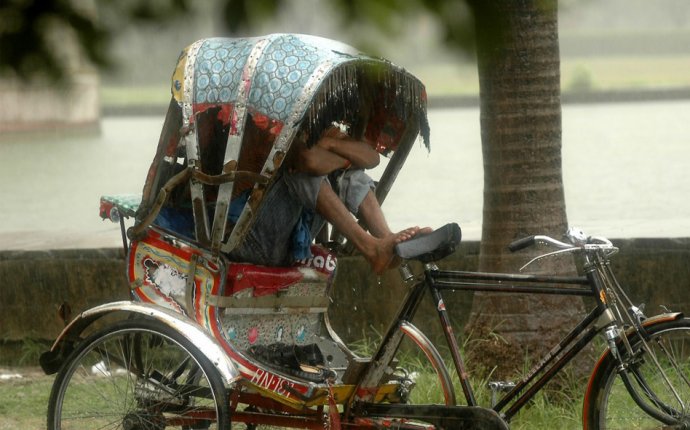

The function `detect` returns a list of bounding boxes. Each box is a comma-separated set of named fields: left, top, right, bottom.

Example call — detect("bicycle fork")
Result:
left=592, top=256, right=690, bottom=424
left=604, top=319, right=689, bottom=425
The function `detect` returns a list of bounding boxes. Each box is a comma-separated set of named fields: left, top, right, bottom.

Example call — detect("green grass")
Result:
left=348, top=330, right=585, bottom=428
left=410, top=55, right=690, bottom=97
left=395, top=350, right=584, bottom=429
left=0, top=339, right=52, bottom=367
left=3, top=333, right=686, bottom=429
left=0, top=359, right=585, bottom=430
left=561, top=55, right=690, bottom=92
left=0, top=372, right=52, bottom=430
left=100, top=83, right=171, bottom=107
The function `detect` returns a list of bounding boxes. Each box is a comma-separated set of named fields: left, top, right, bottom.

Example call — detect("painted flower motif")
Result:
left=296, top=325, right=306, bottom=343
left=248, top=327, right=259, bottom=344
left=253, top=112, right=270, bottom=129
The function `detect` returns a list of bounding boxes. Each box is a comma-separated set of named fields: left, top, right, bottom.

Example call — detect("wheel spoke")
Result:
left=586, top=319, right=690, bottom=429
left=47, top=318, right=229, bottom=429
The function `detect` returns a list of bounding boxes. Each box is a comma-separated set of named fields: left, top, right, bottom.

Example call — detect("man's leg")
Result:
left=315, top=181, right=421, bottom=274
left=337, top=170, right=431, bottom=242
left=356, top=190, right=392, bottom=238
left=356, top=190, right=432, bottom=269
left=328, top=170, right=432, bottom=271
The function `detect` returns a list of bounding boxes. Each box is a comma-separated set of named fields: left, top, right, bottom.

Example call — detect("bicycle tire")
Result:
left=47, top=318, right=230, bottom=429
left=583, top=317, right=690, bottom=429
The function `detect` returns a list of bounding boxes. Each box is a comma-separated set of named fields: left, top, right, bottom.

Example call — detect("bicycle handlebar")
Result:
left=509, top=227, right=617, bottom=251
left=508, top=235, right=575, bottom=252
left=508, top=229, right=617, bottom=271
left=508, top=236, right=537, bottom=252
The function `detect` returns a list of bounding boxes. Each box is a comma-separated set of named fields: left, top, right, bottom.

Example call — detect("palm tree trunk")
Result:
left=466, top=0, right=586, bottom=378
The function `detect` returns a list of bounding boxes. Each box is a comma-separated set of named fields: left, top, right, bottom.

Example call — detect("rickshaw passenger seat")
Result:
left=152, top=191, right=251, bottom=242
left=127, top=226, right=340, bottom=353
left=99, top=194, right=141, bottom=222
left=155, top=207, right=195, bottom=239
left=224, top=261, right=324, bottom=297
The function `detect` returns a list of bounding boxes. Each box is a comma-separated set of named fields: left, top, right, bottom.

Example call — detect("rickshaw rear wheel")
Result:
left=47, top=318, right=230, bottom=429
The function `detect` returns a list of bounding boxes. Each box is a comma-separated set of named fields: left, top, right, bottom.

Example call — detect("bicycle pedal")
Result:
left=488, top=381, right=516, bottom=407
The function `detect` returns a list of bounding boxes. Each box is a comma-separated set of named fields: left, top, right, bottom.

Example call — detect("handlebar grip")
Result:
left=508, top=236, right=536, bottom=252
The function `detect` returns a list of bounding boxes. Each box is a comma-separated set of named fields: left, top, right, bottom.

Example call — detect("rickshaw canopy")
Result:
left=137, top=34, right=430, bottom=256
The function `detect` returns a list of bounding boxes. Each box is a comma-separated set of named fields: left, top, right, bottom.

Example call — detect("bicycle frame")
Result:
left=350, top=253, right=627, bottom=423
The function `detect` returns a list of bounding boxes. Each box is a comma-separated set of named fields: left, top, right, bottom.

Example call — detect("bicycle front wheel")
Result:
left=47, top=318, right=230, bottom=429
left=584, top=317, right=690, bottom=429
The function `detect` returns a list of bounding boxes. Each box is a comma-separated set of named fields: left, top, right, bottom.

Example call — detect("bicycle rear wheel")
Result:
left=47, top=318, right=230, bottom=429
left=584, top=318, right=690, bottom=429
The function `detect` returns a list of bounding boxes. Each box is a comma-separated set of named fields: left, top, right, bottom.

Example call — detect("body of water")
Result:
left=1, top=100, right=689, bottom=250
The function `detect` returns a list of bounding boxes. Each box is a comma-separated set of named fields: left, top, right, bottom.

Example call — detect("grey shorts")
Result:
left=228, top=169, right=374, bottom=266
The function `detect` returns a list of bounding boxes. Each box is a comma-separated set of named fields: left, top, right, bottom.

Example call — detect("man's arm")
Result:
left=318, top=136, right=380, bottom=169
left=292, top=127, right=380, bottom=176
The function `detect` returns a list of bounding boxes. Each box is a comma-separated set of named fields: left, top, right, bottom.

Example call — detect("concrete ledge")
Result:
left=0, top=248, right=129, bottom=341
left=1, top=238, right=688, bottom=346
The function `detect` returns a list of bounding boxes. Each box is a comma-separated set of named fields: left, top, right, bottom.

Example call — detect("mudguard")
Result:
left=400, top=321, right=457, bottom=406
left=41, top=300, right=241, bottom=385
left=582, top=311, right=684, bottom=429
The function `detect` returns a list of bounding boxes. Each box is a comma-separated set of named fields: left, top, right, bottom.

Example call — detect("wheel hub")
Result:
left=122, top=411, right=165, bottom=430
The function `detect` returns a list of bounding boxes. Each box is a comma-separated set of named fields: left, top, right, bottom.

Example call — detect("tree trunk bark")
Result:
left=466, top=0, right=586, bottom=378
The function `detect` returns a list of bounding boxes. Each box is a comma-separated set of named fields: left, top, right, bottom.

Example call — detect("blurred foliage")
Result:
left=567, top=65, right=595, bottom=92
left=221, top=0, right=281, bottom=33
left=0, top=0, right=479, bottom=84
left=1, top=0, right=107, bottom=82
left=0, top=0, right=190, bottom=83
left=222, top=0, right=476, bottom=56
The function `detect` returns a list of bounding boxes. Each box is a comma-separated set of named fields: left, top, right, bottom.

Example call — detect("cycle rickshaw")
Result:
left=41, top=34, right=690, bottom=429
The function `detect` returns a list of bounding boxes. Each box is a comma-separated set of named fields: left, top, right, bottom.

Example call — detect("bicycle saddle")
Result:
left=394, top=223, right=462, bottom=263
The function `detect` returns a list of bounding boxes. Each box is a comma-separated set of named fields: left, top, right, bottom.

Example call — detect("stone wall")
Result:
left=1, top=238, right=688, bottom=350
left=0, top=248, right=128, bottom=342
